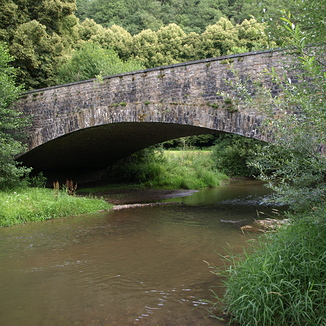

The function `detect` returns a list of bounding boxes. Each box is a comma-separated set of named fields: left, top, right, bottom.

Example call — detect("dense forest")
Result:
left=76, top=0, right=287, bottom=34
left=0, top=0, right=291, bottom=90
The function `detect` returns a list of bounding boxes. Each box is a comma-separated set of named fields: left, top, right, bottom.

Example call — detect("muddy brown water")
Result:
left=0, top=180, right=278, bottom=326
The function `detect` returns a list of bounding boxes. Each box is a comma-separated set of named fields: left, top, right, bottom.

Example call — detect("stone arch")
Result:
left=15, top=49, right=285, bottom=174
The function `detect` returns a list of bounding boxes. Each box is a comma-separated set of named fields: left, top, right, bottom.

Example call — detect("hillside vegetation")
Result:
left=0, top=0, right=287, bottom=89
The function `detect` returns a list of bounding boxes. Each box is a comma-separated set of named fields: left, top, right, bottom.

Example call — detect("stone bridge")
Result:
left=15, top=49, right=286, bottom=177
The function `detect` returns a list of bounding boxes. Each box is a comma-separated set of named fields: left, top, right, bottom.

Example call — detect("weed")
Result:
left=65, top=179, right=77, bottom=196
left=53, top=181, right=60, bottom=197
left=95, top=73, right=104, bottom=83
left=208, top=103, right=219, bottom=109
left=223, top=98, right=238, bottom=112
left=220, top=59, right=234, bottom=64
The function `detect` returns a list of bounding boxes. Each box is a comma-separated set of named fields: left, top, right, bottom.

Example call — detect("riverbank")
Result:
left=213, top=203, right=326, bottom=325
left=0, top=148, right=227, bottom=227
left=0, top=187, right=111, bottom=227
left=104, top=149, right=228, bottom=189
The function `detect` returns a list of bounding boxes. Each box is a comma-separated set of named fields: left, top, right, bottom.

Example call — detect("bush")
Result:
left=211, top=134, right=264, bottom=177
left=0, top=43, right=31, bottom=189
left=57, top=42, right=144, bottom=83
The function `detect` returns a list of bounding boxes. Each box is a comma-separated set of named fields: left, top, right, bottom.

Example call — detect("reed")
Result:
left=0, top=187, right=111, bottom=227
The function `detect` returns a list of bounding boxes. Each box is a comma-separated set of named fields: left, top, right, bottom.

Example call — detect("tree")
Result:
left=0, top=43, right=31, bottom=189
left=81, top=0, right=129, bottom=28
left=10, top=20, right=66, bottom=89
left=229, top=0, right=326, bottom=211
left=217, top=3, right=326, bottom=324
left=132, top=28, right=160, bottom=67
left=56, top=42, right=144, bottom=84
left=74, top=0, right=286, bottom=35
left=0, top=0, right=78, bottom=89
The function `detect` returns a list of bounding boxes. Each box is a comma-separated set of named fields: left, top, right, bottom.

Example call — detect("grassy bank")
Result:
left=154, top=150, right=228, bottom=188
left=213, top=204, right=326, bottom=326
left=108, top=149, right=228, bottom=189
left=0, top=187, right=112, bottom=227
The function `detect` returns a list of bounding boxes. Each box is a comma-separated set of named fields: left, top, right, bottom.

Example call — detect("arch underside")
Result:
left=18, top=122, right=231, bottom=173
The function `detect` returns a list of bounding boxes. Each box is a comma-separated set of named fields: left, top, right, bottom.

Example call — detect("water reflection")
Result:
left=0, top=180, right=276, bottom=325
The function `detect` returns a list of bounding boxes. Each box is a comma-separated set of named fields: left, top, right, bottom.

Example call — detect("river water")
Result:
left=0, top=180, right=276, bottom=326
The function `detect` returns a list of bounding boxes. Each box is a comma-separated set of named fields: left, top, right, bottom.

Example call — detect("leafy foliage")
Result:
left=162, top=134, right=220, bottom=149
left=105, top=147, right=227, bottom=189
left=2, top=1, right=278, bottom=89
left=0, top=43, right=31, bottom=189
left=251, top=27, right=325, bottom=210
left=217, top=2, right=326, bottom=324
left=80, top=17, right=275, bottom=69
left=56, top=42, right=144, bottom=83
left=216, top=4, right=326, bottom=211
left=76, top=0, right=290, bottom=35
left=212, top=134, right=264, bottom=177
left=0, top=0, right=78, bottom=89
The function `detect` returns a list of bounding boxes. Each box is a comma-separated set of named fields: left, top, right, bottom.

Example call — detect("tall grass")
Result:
left=0, top=188, right=111, bottom=227
left=156, top=150, right=228, bottom=189
left=108, top=149, right=228, bottom=189
left=213, top=205, right=326, bottom=326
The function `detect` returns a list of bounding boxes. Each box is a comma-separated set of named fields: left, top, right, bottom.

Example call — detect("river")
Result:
left=0, top=180, right=277, bottom=326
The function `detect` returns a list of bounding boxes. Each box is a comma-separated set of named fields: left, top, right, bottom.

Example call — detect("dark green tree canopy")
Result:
left=1, top=0, right=288, bottom=90
left=0, top=0, right=78, bottom=89
left=76, top=0, right=289, bottom=35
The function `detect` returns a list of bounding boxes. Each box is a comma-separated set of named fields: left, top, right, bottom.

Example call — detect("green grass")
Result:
left=0, top=187, right=112, bottom=227
left=107, top=149, right=228, bottom=190
left=213, top=204, right=326, bottom=326
left=155, top=150, right=228, bottom=189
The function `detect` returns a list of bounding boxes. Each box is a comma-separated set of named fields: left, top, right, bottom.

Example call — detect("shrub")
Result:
left=211, top=134, right=264, bottom=177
